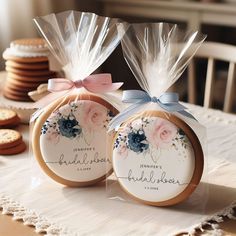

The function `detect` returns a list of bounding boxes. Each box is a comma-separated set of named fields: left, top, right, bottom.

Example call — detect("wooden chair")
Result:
left=188, top=42, right=236, bottom=113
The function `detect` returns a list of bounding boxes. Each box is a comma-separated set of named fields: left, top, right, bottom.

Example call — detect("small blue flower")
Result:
left=108, top=110, right=115, bottom=118
left=57, top=116, right=81, bottom=138
left=127, top=131, right=149, bottom=153
left=178, top=129, right=185, bottom=136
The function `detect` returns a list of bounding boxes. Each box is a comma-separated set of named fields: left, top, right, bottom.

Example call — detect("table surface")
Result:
left=0, top=72, right=236, bottom=235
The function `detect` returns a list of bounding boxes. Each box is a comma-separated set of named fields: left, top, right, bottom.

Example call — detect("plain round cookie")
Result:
left=6, top=60, right=49, bottom=70
left=8, top=72, right=53, bottom=82
left=3, top=86, right=33, bottom=96
left=6, top=66, right=54, bottom=77
left=6, top=76, right=45, bottom=89
left=5, top=82, right=38, bottom=92
left=0, top=129, right=22, bottom=149
left=0, top=108, right=20, bottom=127
left=3, top=90, right=32, bottom=102
left=3, top=54, right=48, bottom=63
left=6, top=75, right=50, bottom=83
left=0, top=141, right=26, bottom=155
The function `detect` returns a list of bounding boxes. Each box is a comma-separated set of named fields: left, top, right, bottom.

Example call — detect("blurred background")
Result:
left=0, top=0, right=236, bottom=110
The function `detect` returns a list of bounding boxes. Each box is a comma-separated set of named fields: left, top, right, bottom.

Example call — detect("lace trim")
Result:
left=1, top=195, right=235, bottom=236
left=177, top=201, right=236, bottom=236
left=0, top=195, right=77, bottom=236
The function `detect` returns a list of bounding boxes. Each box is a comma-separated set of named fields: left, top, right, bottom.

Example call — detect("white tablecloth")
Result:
left=0, top=104, right=236, bottom=236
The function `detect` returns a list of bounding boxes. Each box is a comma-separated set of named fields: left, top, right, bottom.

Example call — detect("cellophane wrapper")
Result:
left=107, top=22, right=208, bottom=217
left=29, top=11, right=126, bottom=188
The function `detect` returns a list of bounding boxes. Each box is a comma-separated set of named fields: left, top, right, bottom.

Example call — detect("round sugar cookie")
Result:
left=3, top=38, right=49, bottom=62
left=112, top=111, right=204, bottom=206
left=5, top=82, right=37, bottom=92
left=6, top=75, right=50, bottom=83
left=3, top=89, right=31, bottom=102
left=6, top=60, right=49, bottom=70
left=3, top=86, right=33, bottom=96
left=0, top=108, right=20, bottom=127
left=0, top=129, right=22, bottom=149
left=6, top=76, right=45, bottom=89
left=6, top=66, right=54, bottom=77
left=3, top=54, right=48, bottom=63
left=10, top=38, right=47, bottom=50
left=0, top=141, right=26, bottom=155
left=7, top=72, right=53, bottom=82
left=32, top=94, right=119, bottom=187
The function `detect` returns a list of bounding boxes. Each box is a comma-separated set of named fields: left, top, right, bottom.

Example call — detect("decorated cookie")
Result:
left=3, top=38, right=49, bottom=62
left=112, top=111, right=204, bottom=206
left=32, top=94, right=119, bottom=187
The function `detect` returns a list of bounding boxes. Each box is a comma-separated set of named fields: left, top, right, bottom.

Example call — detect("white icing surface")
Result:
left=10, top=42, right=47, bottom=52
left=40, top=100, right=114, bottom=182
left=113, top=116, right=196, bottom=203
left=3, top=48, right=49, bottom=58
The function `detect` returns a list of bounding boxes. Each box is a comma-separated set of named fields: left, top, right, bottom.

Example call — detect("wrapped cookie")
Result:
left=108, top=23, right=206, bottom=206
left=31, top=11, right=126, bottom=187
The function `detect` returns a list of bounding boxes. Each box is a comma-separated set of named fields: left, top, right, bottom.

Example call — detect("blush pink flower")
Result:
left=117, top=143, right=128, bottom=158
left=80, top=103, right=108, bottom=132
left=145, top=118, right=178, bottom=149
left=45, top=130, right=60, bottom=145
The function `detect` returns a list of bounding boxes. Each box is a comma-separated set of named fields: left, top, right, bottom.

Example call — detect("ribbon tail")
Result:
left=158, top=102, right=187, bottom=113
left=108, top=100, right=146, bottom=131
left=178, top=110, right=197, bottom=121
left=33, top=90, right=69, bottom=109
left=122, top=90, right=150, bottom=103
left=85, top=82, right=123, bottom=93
left=158, top=101, right=196, bottom=120
left=29, top=90, right=71, bottom=122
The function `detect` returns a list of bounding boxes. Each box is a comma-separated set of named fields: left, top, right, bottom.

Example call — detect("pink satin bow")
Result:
left=48, top=74, right=123, bottom=93
left=33, top=73, right=123, bottom=109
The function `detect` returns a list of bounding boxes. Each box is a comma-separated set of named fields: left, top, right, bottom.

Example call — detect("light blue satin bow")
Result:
left=109, top=90, right=196, bottom=131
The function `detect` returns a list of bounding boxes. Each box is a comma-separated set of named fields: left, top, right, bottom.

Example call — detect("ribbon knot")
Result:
left=151, top=96, right=158, bottom=103
left=109, top=90, right=196, bottom=131
left=33, top=73, right=123, bottom=110
left=74, top=80, right=83, bottom=88
left=48, top=73, right=123, bottom=94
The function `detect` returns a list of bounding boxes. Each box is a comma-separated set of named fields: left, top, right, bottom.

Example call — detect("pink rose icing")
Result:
left=80, top=102, right=108, bottom=132
left=117, top=143, right=128, bottom=158
left=145, top=118, right=178, bottom=149
left=45, top=129, right=60, bottom=144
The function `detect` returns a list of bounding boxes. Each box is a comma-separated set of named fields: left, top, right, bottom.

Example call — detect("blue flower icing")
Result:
left=127, top=131, right=149, bottom=153
left=57, top=116, right=81, bottom=138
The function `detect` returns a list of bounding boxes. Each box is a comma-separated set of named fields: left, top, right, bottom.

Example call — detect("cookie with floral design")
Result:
left=112, top=111, right=204, bottom=206
left=32, top=94, right=119, bottom=187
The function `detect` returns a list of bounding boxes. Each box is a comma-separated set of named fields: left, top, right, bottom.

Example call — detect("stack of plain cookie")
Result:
left=3, top=38, right=55, bottom=102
